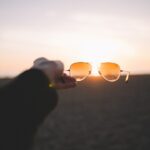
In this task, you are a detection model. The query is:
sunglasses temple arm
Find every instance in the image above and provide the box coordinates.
[121,70,130,83]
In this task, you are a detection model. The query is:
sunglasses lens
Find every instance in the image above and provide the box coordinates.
[99,62,121,82]
[70,62,91,81]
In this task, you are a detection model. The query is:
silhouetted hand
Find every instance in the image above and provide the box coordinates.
[32,57,76,89]
[52,73,76,89]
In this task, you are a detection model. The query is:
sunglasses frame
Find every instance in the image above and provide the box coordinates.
[67,62,130,83]
[67,62,92,81]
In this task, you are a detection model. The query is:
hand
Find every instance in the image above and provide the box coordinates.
[33,57,76,89]
[51,74,76,89]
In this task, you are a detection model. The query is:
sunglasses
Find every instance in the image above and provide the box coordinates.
[67,62,130,82]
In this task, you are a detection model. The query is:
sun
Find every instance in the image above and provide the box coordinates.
[62,37,134,76]
[90,61,99,76]
[72,39,127,76]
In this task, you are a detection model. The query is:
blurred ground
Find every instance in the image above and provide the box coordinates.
[1,75,150,150]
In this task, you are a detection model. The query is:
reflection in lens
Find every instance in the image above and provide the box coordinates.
[70,62,92,81]
[99,62,121,82]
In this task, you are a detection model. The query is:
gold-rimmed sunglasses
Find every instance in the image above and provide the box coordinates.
[67,62,130,82]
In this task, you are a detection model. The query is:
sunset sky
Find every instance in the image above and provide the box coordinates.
[0,0,150,77]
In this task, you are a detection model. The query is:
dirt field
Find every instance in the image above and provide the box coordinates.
[1,75,150,150]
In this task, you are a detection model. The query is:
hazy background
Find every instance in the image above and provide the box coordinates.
[0,0,150,76]
[0,1,150,149]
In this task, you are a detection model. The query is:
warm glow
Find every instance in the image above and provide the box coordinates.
[91,61,99,76]
[71,39,129,76]
[0,0,150,76]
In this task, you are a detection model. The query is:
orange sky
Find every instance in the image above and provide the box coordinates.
[0,0,150,77]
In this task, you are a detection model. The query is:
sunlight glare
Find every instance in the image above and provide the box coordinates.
[91,61,99,76]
